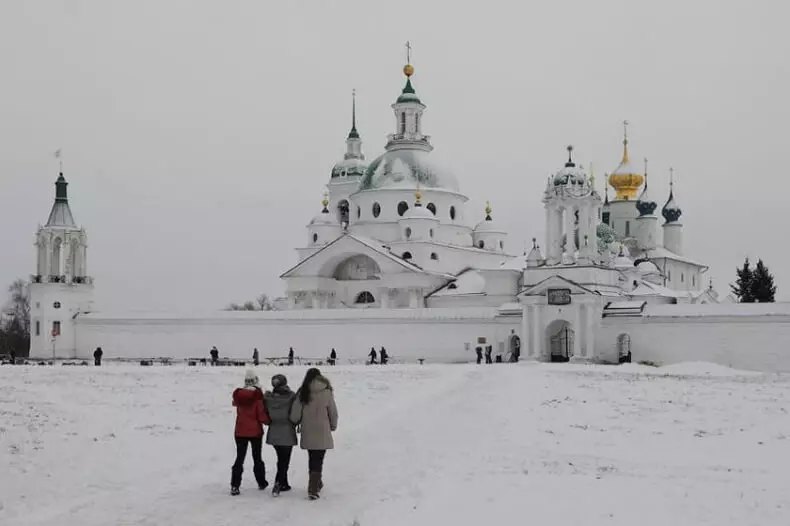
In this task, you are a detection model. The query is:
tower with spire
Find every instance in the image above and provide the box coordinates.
[542,146,602,266]
[29,168,94,359]
[634,158,659,250]
[386,42,432,153]
[661,167,684,255]
[606,121,645,240]
[328,90,368,226]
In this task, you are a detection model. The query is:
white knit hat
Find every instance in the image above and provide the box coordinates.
[244,370,259,388]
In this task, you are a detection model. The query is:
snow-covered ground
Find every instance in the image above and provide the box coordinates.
[1,362,789,526]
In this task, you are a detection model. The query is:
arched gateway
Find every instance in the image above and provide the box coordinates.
[545,319,574,362]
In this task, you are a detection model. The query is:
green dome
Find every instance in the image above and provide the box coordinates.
[358,149,459,192]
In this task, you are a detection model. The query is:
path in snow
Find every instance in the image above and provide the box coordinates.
[1,363,789,525]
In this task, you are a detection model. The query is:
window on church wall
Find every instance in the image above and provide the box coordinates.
[337,200,350,226]
[429,229,434,238]
[681,273,685,283]
[35,320,40,336]
[398,201,409,216]
[402,251,412,260]
[355,291,375,304]
[478,240,485,249]
[625,221,631,237]
[450,206,456,220]
[312,233,318,244]
[399,113,406,134]
[692,275,696,287]
[499,240,504,250]
[52,320,61,336]
[427,202,436,215]
[357,206,361,219]
[430,253,438,261]
[372,202,381,218]
[415,113,420,133]
[405,227,412,239]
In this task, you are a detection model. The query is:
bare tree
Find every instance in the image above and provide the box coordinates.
[225,294,276,311]
[1,279,31,356]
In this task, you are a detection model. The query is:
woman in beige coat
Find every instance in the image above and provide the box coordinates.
[289,367,338,500]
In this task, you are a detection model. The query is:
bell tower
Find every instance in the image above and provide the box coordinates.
[29,169,94,359]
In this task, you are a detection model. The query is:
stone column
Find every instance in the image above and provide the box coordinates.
[311,292,320,310]
[522,305,531,357]
[563,204,576,263]
[545,205,555,264]
[380,288,389,309]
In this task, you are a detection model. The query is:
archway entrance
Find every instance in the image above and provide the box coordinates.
[545,320,574,362]
[617,333,632,363]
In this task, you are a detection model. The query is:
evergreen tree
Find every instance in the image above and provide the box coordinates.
[730,258,754,303]
[750,259,777,303]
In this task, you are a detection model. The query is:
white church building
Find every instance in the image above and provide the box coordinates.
[27,58,790,371]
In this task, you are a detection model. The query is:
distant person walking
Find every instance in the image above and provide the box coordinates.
[368,347,377,365]
[288,347,295,366]
[252,348,259,366]
[379,346,389,365]
[290,368,338,500]
[264,374,297,496]
[328,348,337,366]
[210,346,220,366]
[475,346,483,365]
[9,349,16,365]
[93,347,103,366]
[484,345,493,364]
[230,370,270,496]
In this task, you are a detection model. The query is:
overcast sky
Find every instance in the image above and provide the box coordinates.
[1,0,788,311]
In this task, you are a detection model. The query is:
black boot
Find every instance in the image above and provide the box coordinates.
[230,466,243,495]
[253,464,268,490]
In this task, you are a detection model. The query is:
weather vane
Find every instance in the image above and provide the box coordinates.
[405,41,412,64]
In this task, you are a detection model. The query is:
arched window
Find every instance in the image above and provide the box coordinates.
[405,227,412,239]
[51,237,62,276]
[355,291,375,304]
[372,202,381,218]
[692,275,696,287]
[625,221,631,237]
[429,229,434,238]
[681,273,685,283]
[427,202,436,215]
[430,252,438,260]
[478,240,485,249]
[398,201,409,216]
[402,251,413,260]
[499,240,504,250]
[450,206,456,220]
[357,206,361,219]
[337,200,350,226]
[312,233,318,244]
[399,113,406,134]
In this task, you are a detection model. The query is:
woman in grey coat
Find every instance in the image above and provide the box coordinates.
[263,374,298,496]
[289,368,338,500]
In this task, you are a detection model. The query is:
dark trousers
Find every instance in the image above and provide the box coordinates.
[476,353,482,364]
[485,354,492,364]
[308,449,326,473]
[273,445,293,486]
[94,358,101,366]
[231,436,266,488]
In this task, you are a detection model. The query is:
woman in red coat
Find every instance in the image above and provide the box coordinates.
[231,370,271,495]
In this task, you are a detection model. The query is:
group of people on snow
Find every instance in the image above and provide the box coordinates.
[368,346,389,365]
[231,368,338,500]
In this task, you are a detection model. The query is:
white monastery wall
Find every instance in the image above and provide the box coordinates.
[597,310,790,372]
[71,308,520,363]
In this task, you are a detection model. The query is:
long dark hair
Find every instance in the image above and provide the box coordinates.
[298,368,322,405]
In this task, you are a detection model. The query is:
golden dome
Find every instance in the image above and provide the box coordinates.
[403,63,414,77]
[609,122,644,200]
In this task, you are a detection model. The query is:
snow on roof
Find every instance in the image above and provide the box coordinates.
[643,302,790,318]
[639,246,707,269]
[79,306,503,323]
[432,269,486,297]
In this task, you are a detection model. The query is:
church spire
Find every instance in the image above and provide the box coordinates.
[46,170,76,228]
[348,89,359,140]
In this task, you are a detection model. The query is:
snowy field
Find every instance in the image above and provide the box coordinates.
[1,362,789,526]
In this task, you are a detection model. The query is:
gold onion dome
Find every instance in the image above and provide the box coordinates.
[608,122,644,201]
